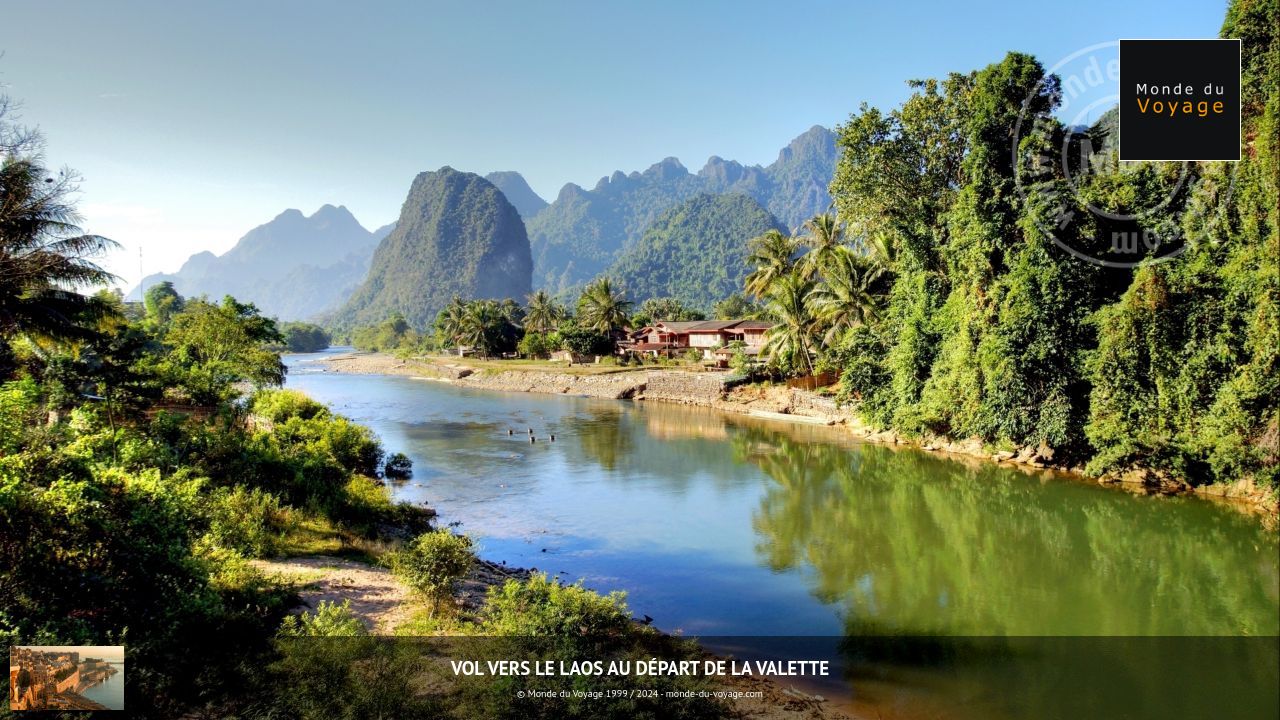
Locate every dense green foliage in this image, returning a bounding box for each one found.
[630,296,706,327]
[527,127,836,296]
[809,5,1278,492]
[607,194,786,310]
[387,530,476,612]
[575,277,633,334]
[0,293,425,715]
[279,321,332,352]
[434,297,524,358]
[334,167,533,329]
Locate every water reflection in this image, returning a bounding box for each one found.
[741,429,1280,637]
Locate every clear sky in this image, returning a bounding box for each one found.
[0,0,1226,290]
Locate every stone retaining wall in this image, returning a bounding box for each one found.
[454,370,646,399]
[640,371,730,406]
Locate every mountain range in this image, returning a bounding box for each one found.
[132,125,838,322]
[526,125,836,295]
[607,193,786,310]
[128,205,392,320]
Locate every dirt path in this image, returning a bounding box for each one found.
[252,554,852,718]
[251,555,415,633]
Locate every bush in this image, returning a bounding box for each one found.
[274,414,385,477]
[278,599,368,637]
[205,486,293,557]
[517,331,555,359]
[480,573,631,638]
[388,530,475,613]
[251,389,330,423]
[384,452,413,479]
[331,475,395,532]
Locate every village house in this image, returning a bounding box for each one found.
[621,319,771,366]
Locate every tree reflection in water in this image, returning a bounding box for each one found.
[738,429,1279,719]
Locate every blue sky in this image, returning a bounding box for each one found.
[0,0,1226,289]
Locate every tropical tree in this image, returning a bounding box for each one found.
[798,213,846,280]
[143,281,185,324]
[524,290,565,334]
[760,274,818,376]
[744,229,799,299]
[808,246,885,346]
[434,296,469,347]
[0,140,118,354]
[712,292,762,321]
[457,300,506,358]
[576,278,632,334]
[163,296,286,403]
[631,296,704,328]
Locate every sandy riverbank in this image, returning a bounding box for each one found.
[308,351,1277,516]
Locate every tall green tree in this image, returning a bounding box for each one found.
[143,281,185,323]
[163,296,286,403]
[744,229,800,299]
[808,246,885,347]
[760,274,818,376]
[798,213,845,280]
[524,290,565,334]
[434,296,469,348]
[576,277,632,334]
[0,114,118,371]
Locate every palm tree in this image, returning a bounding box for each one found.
[458,300,505,358]
[798,213,844,280]
[434,296,468,347]
[808,246,884,346]
[576,278,632,334]
[744,229,799,299]
[0,156,119,348]
[524,290,564,333]
[760,274,818,376]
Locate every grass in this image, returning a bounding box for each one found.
[275,515,394,565]
[393,605,477,636]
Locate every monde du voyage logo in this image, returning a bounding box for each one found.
[1119,39,1242,162]
[1014,39,1242,269]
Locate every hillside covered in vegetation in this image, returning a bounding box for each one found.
[607,194,785,310]
[332,167,533,330]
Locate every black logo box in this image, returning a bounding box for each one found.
[1119,39,1241,162]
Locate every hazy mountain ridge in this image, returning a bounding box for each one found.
[330,167,532,329]
[484,171,548,219]
[607,193,786,310]
[128,205,389,320]
[526,125,836,296]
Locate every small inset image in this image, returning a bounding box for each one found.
[9,646,125,711]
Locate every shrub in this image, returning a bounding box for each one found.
[205,486,293,557]
[388,530,475,613]
[480,573,631,638]
[331,475,395,533]
[278,599,368,637]
[251,389,330,423]
[517,331,555,359]
[384,452,413,479]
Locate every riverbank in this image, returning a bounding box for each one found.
[256,551,853,719]
[308,351,1278,517]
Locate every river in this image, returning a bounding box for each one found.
[284,350,1279,719]
[79,664,124,711]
